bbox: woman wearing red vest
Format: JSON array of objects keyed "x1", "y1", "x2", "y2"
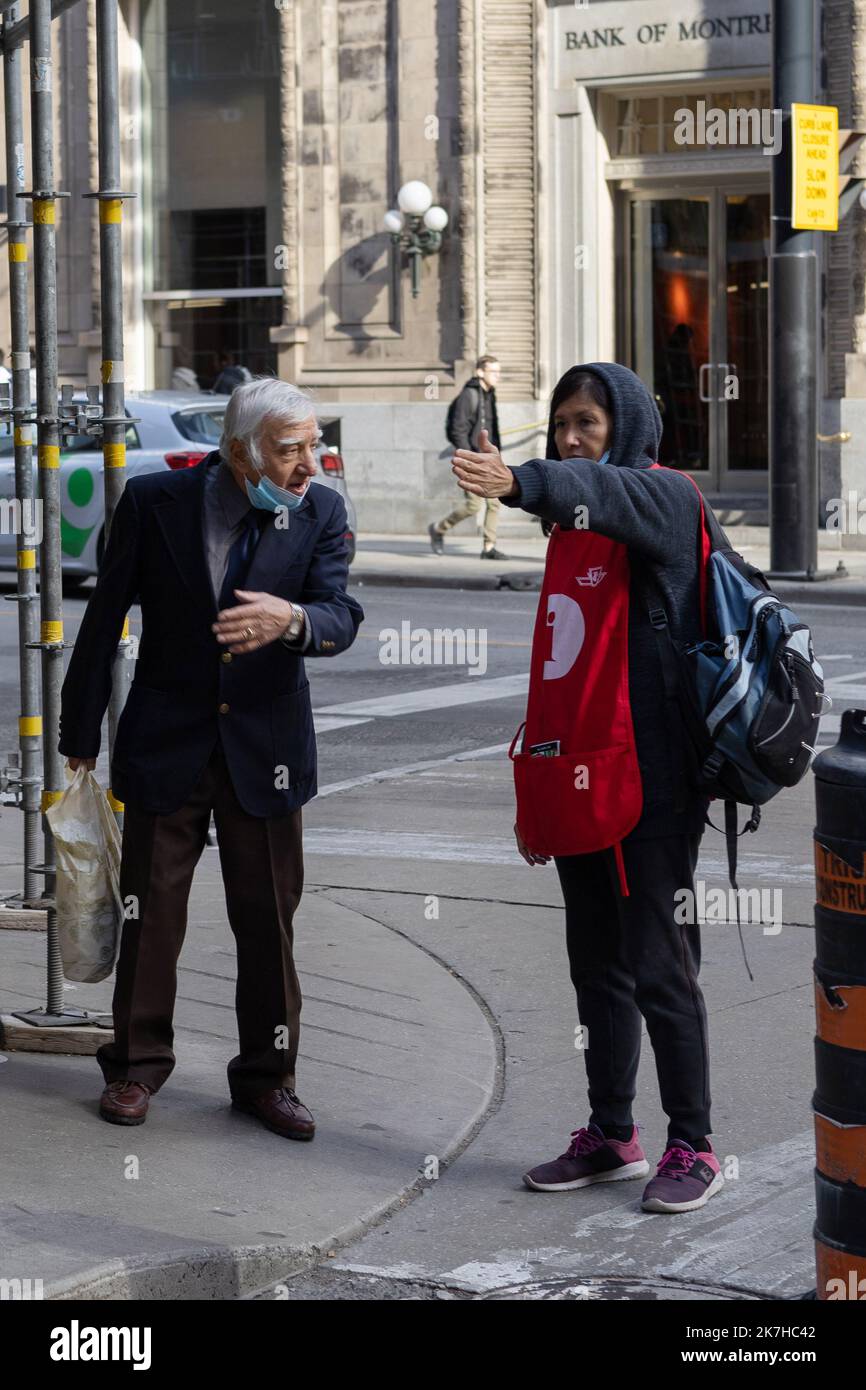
[{"x1": 452, "y1": 362, "x2": 723, "y2": 1215}]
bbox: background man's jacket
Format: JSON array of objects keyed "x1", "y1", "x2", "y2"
[
  {"x1": 59, "y1": 452, "x2": 363, "y2": 817},
  {"x1": 448, "y1": 375, "x2": 502, "y2": 451}
]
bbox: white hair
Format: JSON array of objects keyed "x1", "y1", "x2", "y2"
[{"x1": 218, "y1": 376, "x2": 316, "y2": 466}]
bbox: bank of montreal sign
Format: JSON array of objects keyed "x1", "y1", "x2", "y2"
[{"x1": 555, "y1": 0, "x2": 771, "y2": 84}]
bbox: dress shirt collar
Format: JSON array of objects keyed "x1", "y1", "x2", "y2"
[{"x1": 215, "y1": 456, "x2": 252, "y2": 529}]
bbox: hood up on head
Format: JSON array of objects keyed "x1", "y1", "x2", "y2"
[{"x1": 544, "y1": 361, "x2": 663, "y2": 470}]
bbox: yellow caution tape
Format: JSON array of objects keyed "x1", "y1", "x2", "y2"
[
  {"x1": 41, "y1": 620, "x2": 63, "y2": 643},
  {"x1": 8, "y1": 242, "x2": 27, "y2": 262},
  {"x1": 14, "y1": 427, "x2": 31, "y2": 447},
  {"x1": 17, "y1": 549, "x2": 36, "y2": 569},
  {"x1": 99, "y1": 198, "x2": 123, "y2": 225},
  {"x1": 39, "y1": 444, "x2": 59, "y2": 469},
  {"x1": 33, "y1": 199, "x2": 55, "y2": 225},
  {"x1": 103, "y1": 441, "x2": 126, "y2": 468},
  {"x1": 106, "y1": 789, "x2": 124, "y2": 812},
  {"x1": 41, "y1": 788, "x2": 62, "y2": 811},
  {"x1": 19, "y1": 716, "x2": 42, "y2": 736}
]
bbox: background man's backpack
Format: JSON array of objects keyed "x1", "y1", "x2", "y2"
[
  {"x1": 639, "y1": 475, "x2": 826, "y2": 967},
  {"x1": 445, "y1": 393, "x2": 462, "y2": 447}
]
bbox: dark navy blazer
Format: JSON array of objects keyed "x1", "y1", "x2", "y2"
[{"x1": 58, "y1": 452, "x2": 364, "y2": 816}]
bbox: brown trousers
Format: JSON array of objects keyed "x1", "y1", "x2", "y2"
[{"x1": 96, "y1": 739, "x2": 304, "y2": 1101}]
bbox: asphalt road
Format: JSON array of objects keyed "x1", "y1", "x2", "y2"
[{"x1": 1, "y1": 580, "x2": 860, "y2": 784}]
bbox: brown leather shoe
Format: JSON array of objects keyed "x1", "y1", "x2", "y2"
[
  {"x1": 99, "y1": 1080, "x2": 153, "y2": 1126},
  {"x1": 231, "y1": 1087, "x2": 315, "y2": 1141}
]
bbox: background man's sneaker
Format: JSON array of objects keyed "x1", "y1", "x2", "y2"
[
  {"x1": 641, "y1": 1140, "x2": 724, "y2": 1213},
  {"x1": 99, "y1": 1080, "x2": 153, "y2": 1126},
  {"x1": 480, "y1": 547, "x2": 508, "y2": 560},
  {"x1": 428, "y1": 523, "x2": 444, "y2": 555},
  {"x1": 523, "y1": 1122, "x2": 649, "y2": 1192}
]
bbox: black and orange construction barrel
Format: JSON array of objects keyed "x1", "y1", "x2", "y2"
[{"x1": 813, "y1": 708, "x2": 866, "y2": 1300}]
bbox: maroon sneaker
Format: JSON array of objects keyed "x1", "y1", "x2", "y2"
[
  {"x1": 523, "y1": 1122, "x2": 649, "y2": 1192},
  {"x1": 641, "y1": 1139, "x2": 724, "y2": 1213}
]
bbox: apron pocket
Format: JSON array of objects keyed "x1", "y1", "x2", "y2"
[{"x1": 513, "y1": 745, "x2": 642, "y2": 857}]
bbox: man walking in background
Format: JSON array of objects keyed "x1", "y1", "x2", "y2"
[{"x1": 429, "y1": 354, "x2": 508, "y2": 560}]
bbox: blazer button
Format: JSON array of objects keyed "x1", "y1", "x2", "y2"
[
  {"x1": 219, "y1": 702, "x2": 230, "y2": 714},
  {"x1": 221, "y1": 652, "x2": 232, "y2": 664}
]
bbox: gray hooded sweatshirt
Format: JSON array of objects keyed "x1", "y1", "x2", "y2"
[{"x1": 503, "y1": 361, "x2": 710, "y2": 840}]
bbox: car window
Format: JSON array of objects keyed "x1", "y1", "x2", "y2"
[
  {"x1": 59, "y1": 421, "x2": 140, "y2": 456},
  {"x1": 173, "y1": 408, "x2": 225, "y2": 445}
]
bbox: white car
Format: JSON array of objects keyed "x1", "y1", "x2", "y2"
[{"x1": 0, "y1": 390, "x2": 357, "y2": 584}]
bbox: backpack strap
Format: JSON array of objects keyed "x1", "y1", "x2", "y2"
[
  {"x1": 648, "y1": 462, "x2": 718, "y2": 636},
  {"x1": 633, "y1": 560, "x2": 703, "y2": 814},
  {"x1": 703, "y1": 800, "x2": 761, "y2": 983}
]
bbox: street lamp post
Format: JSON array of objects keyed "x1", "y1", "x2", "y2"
[{"x1": 384, "y1": 180, "x2": 449, "y2": 299}]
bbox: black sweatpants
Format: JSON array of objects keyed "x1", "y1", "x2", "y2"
[{"x1": 554, "y1": 831, "x2": 711, "y2": 1146}]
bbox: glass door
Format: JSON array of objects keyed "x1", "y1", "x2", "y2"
[
  {"x1": 720, "y1": 192, "x2": 770, "y2": 489},
  {"x1": 625, "y1": 187, "x2": 769, "y2": 493}
]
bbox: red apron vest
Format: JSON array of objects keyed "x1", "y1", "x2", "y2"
[{"x1": 510, "y1": 523, "x2": 642, "y2": 894}]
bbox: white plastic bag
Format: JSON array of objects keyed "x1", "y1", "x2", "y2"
[{"x1": 45, "y1": 765, "x2": 123, "y2": 983}]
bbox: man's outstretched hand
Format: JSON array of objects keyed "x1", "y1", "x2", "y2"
[
  {"x1": 452, "y1": 428, "x2": 519, "y2": 498},
  {"x1": 212, "y1": 591, "x2": 300, "y2": 654}
]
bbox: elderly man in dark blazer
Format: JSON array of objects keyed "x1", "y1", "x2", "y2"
[{"x1": 59, "y1": 377, "x2": 363, "y2": 1140}]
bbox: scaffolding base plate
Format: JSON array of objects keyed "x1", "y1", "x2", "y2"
[
  {"x1": 0, "y1": 903, "x2": 47, "y2": 931},
  {"x1": 1, "y1": 1012, "x2": 114, "y2": 1056}
]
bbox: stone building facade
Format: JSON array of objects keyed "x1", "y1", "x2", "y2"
[{"x1": 1, "y1": 0, "x2": 866, "y2": 534}]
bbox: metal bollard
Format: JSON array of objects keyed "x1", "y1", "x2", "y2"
[{"x1": 813, "y1": 708, "x2": 866, "y2": 1300}]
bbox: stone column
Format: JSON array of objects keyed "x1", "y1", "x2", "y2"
[
  {"x1": 270, "y1": 0, "x2": 308, "y2": 381},
  {"x1": 454, "y1": 0, "x2": 480, "y2": 379}
]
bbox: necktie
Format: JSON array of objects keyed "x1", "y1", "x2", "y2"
[{"x1": 218, "y1": 509, "x2": 268, "y2": 610}]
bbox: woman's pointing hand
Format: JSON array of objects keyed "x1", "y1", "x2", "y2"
[{"x1": 452, "y1": 429, "x2": 519, "y2": 498}]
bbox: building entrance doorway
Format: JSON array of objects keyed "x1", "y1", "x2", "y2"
[{"x1": 624, "y1": 186, "x2": 770, "y2": 494}]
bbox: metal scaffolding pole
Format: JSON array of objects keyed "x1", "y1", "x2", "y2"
[
  {"x1": 90, "y1": 0, "x2": 134, "y2": 802},
  {"x1": 10, "y1": 0, "x2": 83, "y2": 1026},
  {"x1": 768, "y1": 0, "x2": 820, "y2": 579},
  {"x1": 1, "y1": 2, "x2": 41, "y2": 909},
  {"x1": 2, "y1": 1, "x2": 82, "y2": 54}
]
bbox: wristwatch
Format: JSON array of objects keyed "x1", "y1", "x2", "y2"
[{"x1": 279, "y1": 603, "x2": 305, "y2": 646}]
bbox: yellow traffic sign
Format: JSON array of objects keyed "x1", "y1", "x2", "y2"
[{"x1": 791, "y1": 102, "x2": 839, "y2": 231}]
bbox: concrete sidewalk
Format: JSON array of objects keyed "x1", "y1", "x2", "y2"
[
  {"x1": 0, "y1": 791, "x2": 497, "y2": 1300},
  {"x1": 351, "y1": 523, "x2": 866, "y2": 604}
]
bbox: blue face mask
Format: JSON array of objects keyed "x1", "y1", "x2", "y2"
[
  {"x1": 244, "y1": 458, "x2": 310, "y2": 513},
  {"x1": 598, "y1": 449, "x2": 611, "y2": 466}
]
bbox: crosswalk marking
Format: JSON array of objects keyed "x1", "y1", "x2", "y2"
[{"x1": 316, "y1": 672, "x2": 529, "y2": 720}]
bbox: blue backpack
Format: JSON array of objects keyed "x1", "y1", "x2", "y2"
[{"x1": 638, "y1": 487, "x2": 825, "y2": 967}]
